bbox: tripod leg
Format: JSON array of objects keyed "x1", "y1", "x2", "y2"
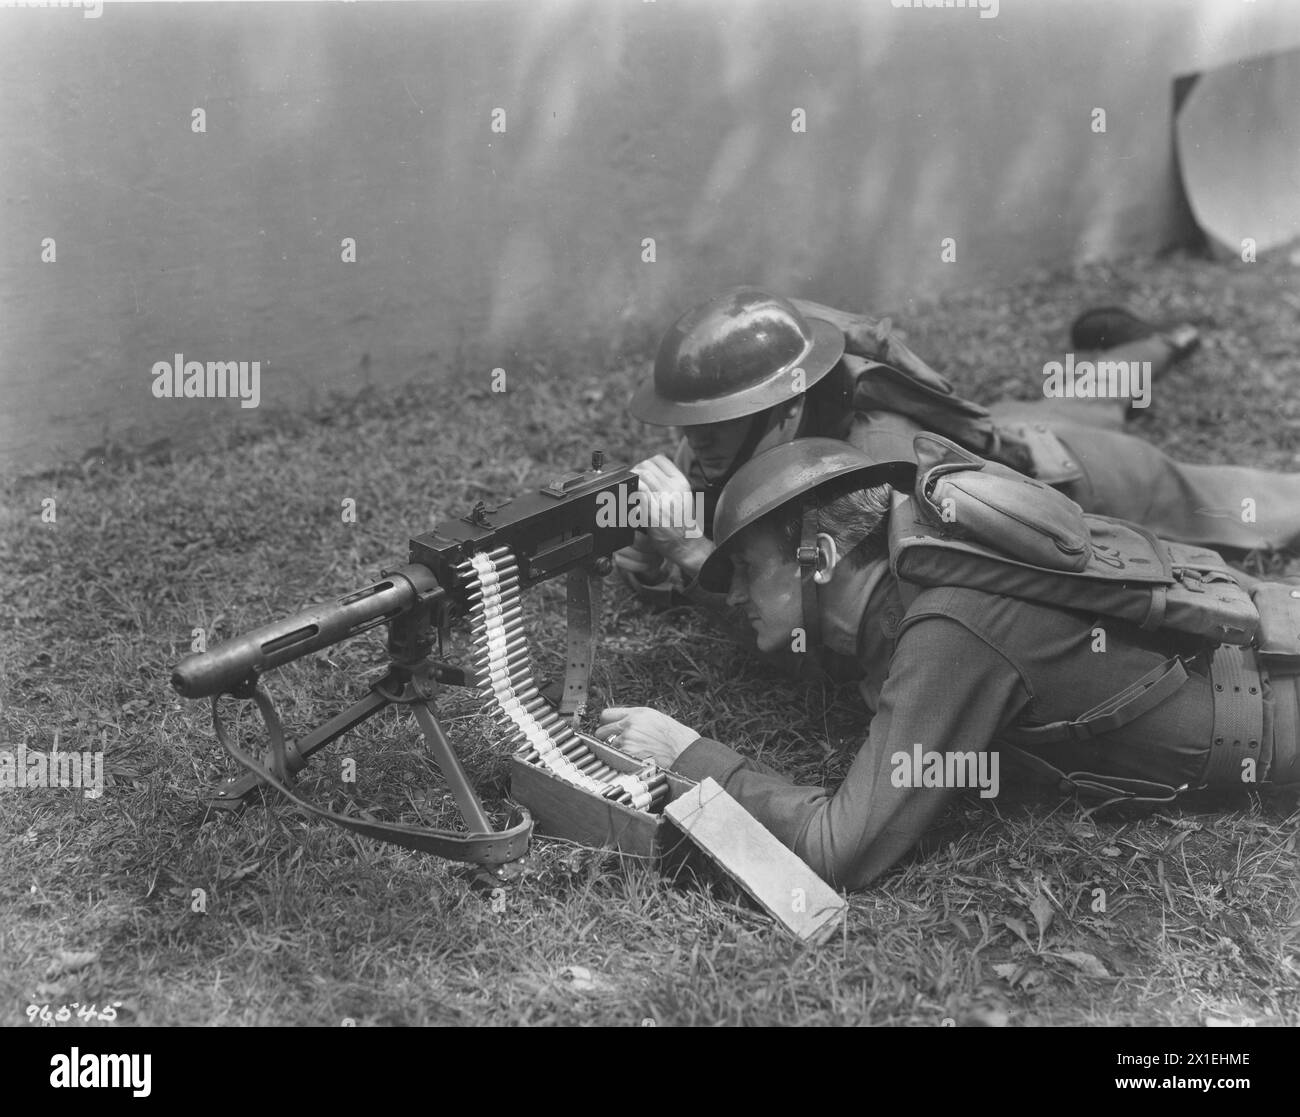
[
  {"x1": 411, "y1": 702, "x2": 494, "y2": 834},
  {"x1": 207, "y1": 689, "x2": 392, "y2": 811}
]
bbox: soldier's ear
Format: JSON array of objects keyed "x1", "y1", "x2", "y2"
[{"x1": 813, "y1": 533, "x2": 840, "y2": 584}]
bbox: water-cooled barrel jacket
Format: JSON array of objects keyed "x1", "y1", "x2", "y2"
[{"x1": 667, "y1": 573, "x2": 1299, "y2": 891}]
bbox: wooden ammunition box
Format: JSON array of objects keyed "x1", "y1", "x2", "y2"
[
  {"x1": 508, "y1": 732, "x2": 696, "y2": 859},
  {"x1": 511, "y1": 740, "x2": 849, "y2": 941}
]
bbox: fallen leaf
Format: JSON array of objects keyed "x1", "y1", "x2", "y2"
[
  {"x1": 46, "y1": 949, "x2": 99, "y2": 978},
  {"x1": 1002, "y1": 916, "x2": 1032, "y2": 949},
  {"x1": 223, "y1": 861, "x2": 261, "y2": 884},
  {"x1": 962, "y1": 1008, "x2": 1010, "y2": 1027},
  {"x1": 559, "y1": 965, "x2": 609, "y2": 992},
  {"x1": 991, "y1": 962, "x2": 1046, "y2": 991},
  {"x1": 1051, "y1": 950, "x2": 1111, "y2": 979},
  {"x1": 1030, "y1": 889, "x2": 1054, "y2": 948},
  {"x1": 1020, "y1": 969, "x2": 1048, "y2": 992},
  {"x1": 1202, "y1": 1014, "x2": 1256, "y2": 1028},
  {"x1": 1157, "y1": 814, "x2": 1202, "y2": 830}
]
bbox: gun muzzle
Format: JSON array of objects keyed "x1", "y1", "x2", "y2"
[{"x1": 171, "y1": 564, "x2": 441, "y2": 699}]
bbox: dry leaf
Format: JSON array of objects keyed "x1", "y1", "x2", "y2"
[
  {"x1": 560, "y1": 965, "x2": 599, "y2": 992},
  {"x1": 963, "y1": 1007, "x2": 1010, "y2": 1027},
  {"x1": 1051, "y1": 950, "x2": 1111, "y2": 979},
  {"x1": 46, "y1": 949, "x2": 99, "y2": 978},
  {"x1": 1002, "y1": 916, "x2": 1032, "y2": 948},
  {"x1": 992, "y1": 962, "x2": 1046, "y2": 991},
  {"x1": 1030, "y1": 890, "x2": 1054, "y2": 948},
  {"x1": 223, "y1": 861, "x2": 261, "y2": 883}
]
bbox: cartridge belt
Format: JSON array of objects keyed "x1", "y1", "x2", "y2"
[
  {"x1": 463, "y1": 549, "x2": 668, "y2": 812},
  {"x1": 1201, "y1": 645, "x2": 1264, "y2": 788}
]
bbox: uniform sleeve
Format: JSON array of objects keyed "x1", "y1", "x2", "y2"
[{"x1": 669, "y1": 616, "x2": 1032, "y2": 890}]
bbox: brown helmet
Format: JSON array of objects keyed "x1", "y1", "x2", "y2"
[{"x1": 630, "y1": 287, "x2": 846, "y2": 427}]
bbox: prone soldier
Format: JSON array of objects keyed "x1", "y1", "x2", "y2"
[
  {"x1": 618, "y1": 288, "x2": 1300, "y2": 609},
  {"x1": 594, "y1": 438, "x2": 1300, "y2": 890}
]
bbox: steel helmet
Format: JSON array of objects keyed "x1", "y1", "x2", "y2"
[
  {"x1": 630, "y1": 287, "x2": 847, "y2": 427},
  {"x1": 698, "y1": 439, "x2": 914, "y2": 594}
]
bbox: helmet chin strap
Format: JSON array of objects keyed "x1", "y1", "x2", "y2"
[
  {"x1": 796, "y1": 500, "x2": 822, "y2": 656},
  {"x1": 754, "y1": 394, "x2": 807, "y2": 457},
  {"x1": 699, "y1": 396, "x2": 808, "y2": 491}
]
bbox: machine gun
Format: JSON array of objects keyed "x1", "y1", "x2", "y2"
[{"x1": 171, "y1": 451, "x2": 639, "y2": 876}]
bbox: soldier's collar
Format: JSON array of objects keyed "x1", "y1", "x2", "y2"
[{"x1": 854, "y1": 562, "x2": 898, "y2": 661}]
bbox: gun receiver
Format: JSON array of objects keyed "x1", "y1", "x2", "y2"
[
  {"x1": 171, "y1": 453, "x2": 637, "y2": 873},
  {"x1": 408, "y1": 458, "x2": 636, "y2": 613}
]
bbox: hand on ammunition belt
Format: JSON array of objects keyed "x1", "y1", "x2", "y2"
[
  {"x1": 594, "y1": 706, "x2": 700, "y2": 770},
  {"x1": 463, "y1": 548, "x2": 669, "y2": 812}
]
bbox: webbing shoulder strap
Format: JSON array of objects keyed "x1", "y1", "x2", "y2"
[{"x1": 1001, "y1": 657, "x2": 1189, "y2": 747}]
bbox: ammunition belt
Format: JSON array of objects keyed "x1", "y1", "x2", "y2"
[{"x1": 461, "y1": 549, "x2": 668, "y2": 811}]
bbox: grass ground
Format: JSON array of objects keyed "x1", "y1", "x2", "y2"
[{"x1": 2, "y1": 250, "x2": 1298, "y2": 1027}]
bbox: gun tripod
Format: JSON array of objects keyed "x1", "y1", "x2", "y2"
[{"x1": 204, "y1": 588, "x2": 533, "y2": 873}]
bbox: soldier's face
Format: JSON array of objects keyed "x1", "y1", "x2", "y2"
[
  {"x1": 725, "y1": 525, "x2": 803, "y2": 654},
  {"x1": 683, "y1": 416, "x2": 753, "y2": 481}
]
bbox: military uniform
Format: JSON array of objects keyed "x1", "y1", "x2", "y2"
[
  {"x1": 668, "y1": 566, "x2": 1300, "y2": 891},
  {"x1": 650, "y1": 437, "x2": 1300, "y2": 892},
  {"x1": 792, "y1": 295, "x2": 1300, "y2": 554},
  {"x1": 628, "y1": 297, "x2": 1300, "y2": 609}
]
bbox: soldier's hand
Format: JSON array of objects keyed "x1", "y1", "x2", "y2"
[
  {"x1": 630, "y1": 455, "x2": 713, "y2": 576},
  {"x1": 595, "y1": 706, "x2": 700, "y2": 768},
  {"x1": 613, "y1": 531, "x2": 669, "y2": 584}
]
